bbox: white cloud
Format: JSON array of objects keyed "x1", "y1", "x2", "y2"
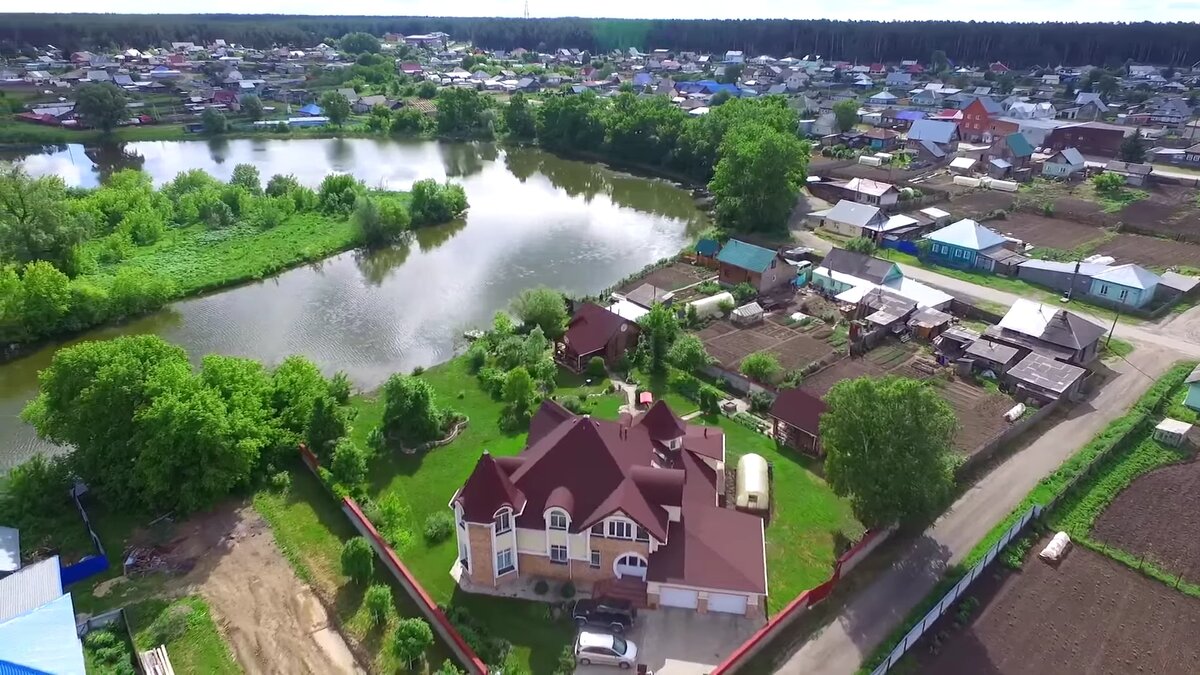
[{"x1": 22, "y1": 0, "x2": 1200, "y2": 21}]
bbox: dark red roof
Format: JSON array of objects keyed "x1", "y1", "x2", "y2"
[
  {"x1": 562, "y1": 303, "x2": 634, "y2": 357},
  {"x1": 529, "y1": 399, "x2": 572, "y2": 445},
  {"x1": 636, "y1": 400, "x2": 685, "y2": 442},
  {"x1": 770, "y1": 387, "x2": 827, "y2": 437},
  {"x1": 455, "y1": 452, "x2": 526, "y2": 522},
  {"x1": 648, "y1": 507, "x2": 767, "y2": 594},
  {"x1": 681, "y1": 424, "x2": 724, "y2": 462}
]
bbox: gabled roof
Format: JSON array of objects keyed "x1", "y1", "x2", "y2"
[
  {"x1": 925, "y1": 219, "x2": 1007, "y2": 251},
  {"x1": 563, "y1": 303, "x2": 635, "y2": 356},
  {"x1": 454, "y1": 452, "x2": 527, "y2": 522},
  {"x1": 769, "y1": 387, "x2": 826, "y2": 436},
  {"x1": 648, "y1": 506, "x2": 767, "y2": 594},
  {"x1": 821, "y1": 247, "x2": 899, "y2": 284},
  {"x1": 1052, "y1": 147, "x2": 1085, "y2": 165},
  {"x1": 716, "y1": 239, "x2": 779, "y2": 273},
  {"x1": 636, "y1": 400, "x2": 686, "y2": 442},
  {"x1": 845, "y1": 178, "x2": 897, "y2": 197},
  {"x1": 997, "y1": 299, "x2": 1106, "y2": 351},
  {"x1": 1005, "y1": 132, "x2": 1034, "y2": 158},
  {"x1": 824, "y1": 200, "x2": 883, "y2": 228},
  {"x1": 1092, "y1": 264, "x2": 1159, "y2": 290},
  {"x1": 908, "y1": 119, "x2": 958, "y2": 144}
]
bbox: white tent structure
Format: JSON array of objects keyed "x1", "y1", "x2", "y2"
[{"x1": 735, "y1": 453, "x2": 769, "y2": 512}]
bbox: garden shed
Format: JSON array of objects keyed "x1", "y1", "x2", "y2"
[
  {"x1": 731, "y1": 302, "x2": 764, "y2": 326},
  {"x1": 735, "y1": 453, "x2": 769, "y2": 512}
]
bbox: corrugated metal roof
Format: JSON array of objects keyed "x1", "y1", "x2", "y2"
[
  {"x1": 0, "y1": 557, "x2": 62, "y2": 623},
  {"x1": 0, "y1": 593, "x2": 85, "y2": 675},
  {"x1": 925, "y1": 219, "x2": 1007, "y2": 251},
  {"x1": 716, "y1": 239, "x2": 778, "y2": 273}
]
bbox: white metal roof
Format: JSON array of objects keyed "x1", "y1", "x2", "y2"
[
  {"x1": 1092, "y1": 264, "x2": 1160, "y2": 290},
  {"x1": 1157, "y1": 418, "x2": 1193, "y2": 435},
  {"x1": 0, "y1": 556, "x2": 62, "y2": 623},
  {"x1": 925, "y1": 218, "x2": 1007, "y2": 251}
]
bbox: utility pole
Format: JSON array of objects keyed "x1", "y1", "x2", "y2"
[
  {"x1": 524, "y1": 0, "x2": 530, "y2": 19},
  {"x1": 1107, "y1": 303, "x2": 1121, "y2": 347}
]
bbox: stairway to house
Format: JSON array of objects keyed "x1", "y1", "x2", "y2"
[{"x1": 592, "y1": 577, "x2": 649, "y2": 609}]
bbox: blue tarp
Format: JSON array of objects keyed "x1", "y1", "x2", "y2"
[
  {"x1": 882, "y1": 238, "x2": 920, "y2": 256},
  {"x1": 0, "y1": 594, "x2": 85, "y2": 675},
  {"x1": 59, "y1": 554, "x2": 108, "y2": 587},
  {"x1": 298, "y1": 103, "x2": 323, "y2": 116}
]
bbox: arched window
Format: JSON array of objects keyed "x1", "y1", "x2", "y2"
[
  {"x1": 547, "y1": 508, "x2": 569, "y2": 531},
  {"x1": 494, "y1": 507, "x2": 512, "y2": 534}
]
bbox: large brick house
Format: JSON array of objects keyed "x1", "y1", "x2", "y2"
[{"x1": 450, "y1": 401, "x2": 768, "y2": 616}]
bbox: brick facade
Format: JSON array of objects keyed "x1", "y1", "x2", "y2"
[
  {"x1": 466, "y1": 523, "x2": 496, "y2": 586},
  {"x1": 471, "y1": 527, "x2": 652, "y2": 586}
]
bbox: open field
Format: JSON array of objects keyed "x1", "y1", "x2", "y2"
[
  {"x1": 1099, "y1": 232, "x2": 1200, "y2": 269},
  {"x1": 920, "y1": 541, "x2": 1200, "y2": 675},
  {"x1": 796, "y1": 347, "x2": 917, "y2": 398},
  {"x1": 1091, "y1": 457, "x2": 1200, "y2": 585},
  {"x1": 988, "y1": 213, "x2": 1104, "y2": 251},
  {"x1": 699, "y1": 318, "x2": 835, "y2": 371}
]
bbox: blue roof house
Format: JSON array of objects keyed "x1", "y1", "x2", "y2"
[
  {"x1": 923, "y1": 219, "x2": 1009, "y2": 271},
  {"x1": 1088, "y1": 264, "x2": 1159, "y2": 309},
  {"x1": 716, "y1": 239, "x2": 791, "y2": 292},
  {"x1": 0, "y1": 557, "x2": 86, "y2": 675}
]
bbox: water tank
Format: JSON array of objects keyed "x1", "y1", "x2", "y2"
[{"x1": 735, "y1": 453, "x2": 770, "y2": 512}]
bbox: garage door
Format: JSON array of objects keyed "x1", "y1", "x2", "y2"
[
  {"x1": 708, "y1": 592, "x2": 748, "y2": 615},
  {"x1": 659, "y1": 587, "x2": 698, "y2": 609}
]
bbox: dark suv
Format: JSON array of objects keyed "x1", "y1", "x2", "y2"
[{"x1": 571, "y1": 598, "x2": 637, "y2": 634}]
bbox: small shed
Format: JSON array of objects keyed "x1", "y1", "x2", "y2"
[
  {"x1": 907, "y1": 306, "x2": 953, "y2": 340},
  {"x1": 1154, "y1": 418, "x2": 1192, "y2": 447},
  {"x1": 731, "y1": 302, "x2": 764, "y2": 326},
  {"x1": 965, "y1": 339, "x2": 1020, "y2": 373},
  {"x1": 735, "y1": 453, "x2": 769, "y2": 512}
]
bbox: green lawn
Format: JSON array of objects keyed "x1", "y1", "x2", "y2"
[{"x1": 127, "y1": 597, "x2": 241, "y2": 675}]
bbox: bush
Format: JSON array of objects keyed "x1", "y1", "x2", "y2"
[
  {"x1": 443, "y1": 605, "x2": 513, "y2": 666},
  {"x1": 410, "y1": 178, "x2": 468, "y2": 226},
  {"x1": 329, "y1": 371, "x2": 352, "y2": 404},
  {"x1": 436, "y1": 659, "x2": 466, "y2": 675},
  {"x1": 317, "y1": 173, "x2": 365, "y2": 216},
  {"x1": 392, "y1": 617, "x2": 434, "y2": 667},
  {"x1": 731, "y1": 282, "x2": 757, "y2": 304},
  {"x1": 740, "y1": 351, "x2": 782, "y2": 384},
  {"x1": 331, "y1": 438, "x2": 369, "y2": 490},
  {"x1": 341, "y1": 536, "x2": 375, "y2": 585},
  {"x1": 558, "y1": 395, "x2": 587, "y2": 414},
  {"x1": 560, "y1": 580, "x2": 576, "y2": 599},
  {"x1": 533, "y1": 579, "x2": 549, "y2": 595},
  {"x1": 717, "y1": 298, "x2": 735, "y2": 315},
  {"x1": 555, "y1": 645, "x2": 577, "y2": 675},
  {"x1": 465, "y1": 343, "x2": 488, "y2": 374},
  {"x1": 586, "y1": 356, "x2": 607, "y2": 378},
  {"x1": 146, "y1": 603, "x2": 193, "y2": 646},
  {"x1": 269, "y1": 470, "x2": 292, "y2": 493},
  {"x1": 749, "y1": 390, "x2": 773, "y2": 414},
  {"x1": 265, "y1": 173, "x2": 301, "y2": 197},
  {"x1": 424, "y1": 511, "x2": 454, "y2": 543},
  {"x1": 364, "y1": 584, "x2": 393, "y2": 627},
  {"x1": 478, "y1": 366, "x2": 507, "y2": 398}
]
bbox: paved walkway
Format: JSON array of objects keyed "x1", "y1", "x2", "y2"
[{"x1": 779, "y1": 229, "x2": 1200, "y2": 673}]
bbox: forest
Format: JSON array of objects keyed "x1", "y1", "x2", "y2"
[{"x1": 1, "y1": 14, "x2": 1198, "y2": 67}]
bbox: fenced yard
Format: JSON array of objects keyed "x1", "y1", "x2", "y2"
[{"x1": 699, "y1": 318, "x2": 836, "y2": 373}]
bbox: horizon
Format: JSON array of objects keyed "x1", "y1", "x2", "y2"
[{"x1": 8, "y1": 1, "x2": 1200, "y2": 23}]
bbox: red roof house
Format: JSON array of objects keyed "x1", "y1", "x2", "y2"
[
  {"x1": 989, "y1": 61, "x2": 1011, "y2": 74},
  {"x1": 769, "y1": 388, "x2": 827, "y2": 455},
  {"x1": 556, "y1": 303, "x2": 640, "y2": 372},
  {"x1": 450, "y1": 400, "x2": 768, "y2": 615}
]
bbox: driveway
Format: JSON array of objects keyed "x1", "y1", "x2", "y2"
[{"x1": 576, "y1": 608, "x2": 764, "y2": 675}]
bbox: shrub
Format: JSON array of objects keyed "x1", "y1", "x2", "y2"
[
  {"x1": 731, "y1": 282, "x2": 757, "y2": 304},
  {"x1": 331, "y1": 438, "x2": 369, "y2": 490},
  {"x1": 749, "y1": 390, "x2": 773, "y2": 414},
  {"x1": 269, "y1": 470, "x2": 292, "y2": 494},
  {"x1": 392, "y1": 617, "x2": 434, "y2": 667},
  {"x1": 146, "y1": 603, "x2": 193, "y2": 645},
  {"x1": 560, "y1": 580, "x2": 576, "y2": 599},
  {"x1": 586, "y1": 356, "x2": 607, "y2": 378},
  {"x1": 558, "y1": 395, "x2": 587, "y2": 414},
  {"x1": 436, "y1": 659, "x2": 466, "y2": 675},
  {"x1": 478, "y1": 366, "x2": 507, "y2": 398},
  {"x1": 265, "y1": 173, "x2": 301, "y2": 197},
  {"x1": 410, "y1": 178, "x2": 469, "y2": 226},
  {"x1": 364, "y1": 584, "x2": 393, "y2": 627},
  {"x1": 717, "y1": 298, "x2": 735, "y2": 315},
  {"x1": 740, "y1": 351, "x2": 782, "y2": 384},
  {"x1": 317, "y1": 173, "x2": 365, "y2": 215},
  {"x1": 329, "y1": 371, "x2": 352, "y2": 404},
  {"x1": 341, "y1": 536, "x2": 375, "y2": 585},
  {"x1": 424, "y1": 511, "x2": 454, "y2": 543},
  {"x1": 465, "y1": 343, "x2": 488, "y2": 373},
  {"x1": 443, "y1": 605, "x2": 513, "y2": 666},
  {"x1": 533, "y1": 579, "x2": 549, "y2": 595}
]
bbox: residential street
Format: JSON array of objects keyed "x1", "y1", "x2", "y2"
[{"x1": 779, "y1": 229, "x2": 1200, "y2": 674}]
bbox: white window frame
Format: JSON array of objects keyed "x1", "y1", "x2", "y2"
[
  {"x1": 494, "y1": 508, "x2": 512, "y2": 535},
  {"x1": 607, "y1": 519, "x2": 634, "y2": 540},
  {"x1": 496, "y1": 547, "x2": 515, "y2": 576},
  {"x1": 590, "y1": 550, "x2": 601, "y2": 568},
  {"x1": 548, "y1": 509, "x2": 569, "y2": 531},
  {"x1": 550, "y1": 544, "x2": 569, "y2": 564}
]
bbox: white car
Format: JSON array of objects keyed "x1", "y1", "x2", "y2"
[{"x1": 574, "y1": 630, "x2": 639, "y2": 669}]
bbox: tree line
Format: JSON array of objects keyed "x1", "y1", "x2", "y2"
[{"x1": 2, "y1": 14, "x2": 1197, "y2": 67}]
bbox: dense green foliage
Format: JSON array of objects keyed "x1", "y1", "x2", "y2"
[
  {"x1": 667, "y1": 334, "x2": 712, "y2": 373},
  {"x1": 638, "y1": 302, "x2": 681, "y2": 374},
  {"x1": 833, "y1": 99, "x2": 859, "y2": 133},
  {"x1": 364, "y1": 584, "x2": 393, "y2": 627},
  {"x1": 19, "y1": 337, "x2": 339, "y2": 513},
  {"x1": 74, "y1": 82, "x2": 129, "y2": 133},
  {"x1": 510, "y1": 287, "x2": 568, "y2": 338},
  {"x1": 380, "y1": 374, "x2": 452, "y2": 447},
  {"x1": 739, "y1": 351, "x2": 782, "y2": 383},
  {"x1": 341, "y1": 536, "x2": 375, "y2": 585},
  {"x1": 393, "y1": 617, "x2": 435, "y2": 667},
  {"x1": 83, "y1": 628, "x2": 135, "y2": 675},
  {"x1": 5, "y1": 15, "x2": 1196, "y2": 67},
  {"x1": 502, "y1": 92, "x2": 537, "y2": 139},
  {"x1": 339, "y1": 31, "x2": 381, "y2": 54},
  {"x1": 436, "y1": 88, "x2": 493, "y2": 137},
  {"x1": 320, "y1": 90, "x2": 352, "y2": 127},
  {"x1": 409, "y1": 178, "x2": 469, "y2": 226},
  {"x1": 709, "y1": 122, "x2": 809, "y2": 232},
  {"x1": 822, "y1": 376, "x2": 957, "y2": 528}
]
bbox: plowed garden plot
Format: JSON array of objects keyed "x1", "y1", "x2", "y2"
[
  {"x1": 1097, "y1": 233, "x2": 1200, "y2": 269},
  {"x1": 764, "y1": 335, "x2": 835, "y2": 371},
  {"x1": 616, "y1": 262, "x2": 713, "y2": 293},
  {"x1": 989, "y1": 214, "x2": 1104, "y2": 251},
  {"x1": 939, "y1": 190, "x2": 1016, "y2": 217},
  {"x1": 935, "y1": 380, "x2": 1016, "y2": 457},
  {"x1": 797, "y1": 344, "x2": 918, "y2": 398},
  {"x1": 920, "y1": 541, "x2": 1200, "y2": 675},
  {"x1": 699, "y1": 320, "x2": 835, "y2": 371},
  {"x1": 705, "y1": 329, "x2": 780, "y2": 369},
  {"x1": 1091, "y1": 459, "x2": 1200, "y2": 585}
]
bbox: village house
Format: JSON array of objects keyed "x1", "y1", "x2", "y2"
[
  {"x1": 906, "y1": 119, "x2": 959, "y2": 159},
  {"x1": 923, "y1": 219, "x2": 1025, "y2": 274},
  {"x1": 1042, "y1": 147, "x2": 1086, "y2": 178},
  {"x1": 1016, "y1": 260, "x2": 1169, "y2": 310},
  {"x1": 983, "y1": 299, "x2": 1105, "y2": 366},
  {"x1": 715, "y1": 240, "x2": 793, "y2": 293},
  {"x1": 813, "y1": 248, "x2": 953, "y2": 311},
  {"x1": 1044, "y1": 122, "x2": 1128, "y2": 158},
  {"x1": 958, "y1": 97, "x2": 1004, "y2": 142},
  {"x1": 769, "y1": 388, "x2": 826, "y2": 455},
  {"x1": 813, "y1": 200, "x2": 888, "y2": 239},
  {"x1": 450, "y1": 400, "x2": 768, "y2": 615}
]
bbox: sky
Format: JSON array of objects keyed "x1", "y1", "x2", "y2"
[{"x1": 17, "y1": 0, "x2": 1200, "y2": 22}]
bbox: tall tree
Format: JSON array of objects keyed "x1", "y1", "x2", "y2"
[
  {"x1": 339, "y1": 31, "x2": 381, "y2": 54},
  {"x1": 832, "y1": 99, "x2": 859, "y2": 133},
  {"x1": 709, "y1": 122, "x2": 809, "y2": 232},
  {"x1": 510, "y1": 287, "x2": 568, "y2": 338},
  {"x1": 821, "y1": 376, "x2": 956, "y2": 527},
  {"x1": 503, "y1": 92, "x2": 537, "y2": 139},
  {"x1": 320, "y1": 91, "x2": 352, "y2": 127},
  {"x1": 1119, "y1": 129, "x2": 1147, "y2": 163},
  {"x1": 638, "y1": 302, "x2": 680, "y2": 375},
  {"x1": 74, "y1": 82, "x2": 128, "y2": 133},
  {"x1": 667, "y1": 334, "x2": 712, "y2": 373},
  {"x1": 435, "y1": 88, "x2": 489, "y2": 135},
  {"x1": 240, "y1": 94, "x2": 264, "y2": 121},
  {"x1": 0, "y1": 167, "x2": 85, "y2": 275},
  {"x1": 380, "y1": 374, "x2": 446, "y2": 446}
]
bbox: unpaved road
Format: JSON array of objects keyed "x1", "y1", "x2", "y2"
[{"x1": 169, "y1": 504, "x2": 364, "y2": 675}]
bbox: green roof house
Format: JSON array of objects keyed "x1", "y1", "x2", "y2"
[
  {"x1": 1185, "y1": 365, "x2": 1200, "y2": 412},
  {"x1": 716, "y1": 239, "x2": 791, "y2": 293}
]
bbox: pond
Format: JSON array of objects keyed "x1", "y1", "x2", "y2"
[{"x1": 0, "y1": 138, "x2": 708, "y2": 469}]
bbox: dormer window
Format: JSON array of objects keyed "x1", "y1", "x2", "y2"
[
  {"x1": 548, "y1": 509, "x2": 569, "y2": 531},
  {"x1": 607, "y1": 520, "x2": 634, "y2": 540},
  {"x1": 494, "y1": 508, "x2": 512, "y2": 535}
]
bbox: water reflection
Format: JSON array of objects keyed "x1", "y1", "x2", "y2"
[
  {"x1": 354, "y1": 242, "x2": 412, "y2": 286},
  {"x1": 414, "y1": 219, "x2": 467, "y2": 252}
]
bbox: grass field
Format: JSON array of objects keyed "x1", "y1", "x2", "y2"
[{"x1": 126, "y1": 597, "x2": 242, "y2": 675}]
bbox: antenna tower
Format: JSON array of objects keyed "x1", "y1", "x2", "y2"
[{"x1": 524, "y1": 0, "x2": 530, "y2": 19}]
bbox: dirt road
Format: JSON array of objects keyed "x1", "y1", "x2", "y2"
[{"x1": 170, "y1": 505, "x2": 364, "y2": 675}]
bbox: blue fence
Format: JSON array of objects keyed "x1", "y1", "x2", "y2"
[
  {"x1": 881, "y1": 238, "x2": 920, "y2": 256},
  {"x1": 59, "y1": 483, "x2": 110, "y2": 588}
]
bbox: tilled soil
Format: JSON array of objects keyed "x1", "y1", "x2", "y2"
[
  {"x1": 1092, "y1": 459, "x2": 1200, "y2": 585},
  {"x1": 921, "y1": 540, "x2": 1200, "y2": 675},
  {"x1": 169, "y1": 505, "x2": 364, "y2": 675}
]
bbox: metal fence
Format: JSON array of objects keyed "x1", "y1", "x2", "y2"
[
  {"x1": 60, "y1": 483, "x2": 110, "y2": 587},
  {"x1": 868, "y1": 504, "x2": 1042, "y2": 675}
]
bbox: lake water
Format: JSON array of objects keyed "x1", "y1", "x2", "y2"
[{"x1": 0, "y1": 138, "x2": 707, "y2": 469}]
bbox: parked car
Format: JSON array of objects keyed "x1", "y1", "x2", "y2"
[
  {"x1": 575, "y1": 630, "x2": 639, "y2": 669},
  {"x1": 571, "y1": 598, "x2": 636, "y2": 633}
]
